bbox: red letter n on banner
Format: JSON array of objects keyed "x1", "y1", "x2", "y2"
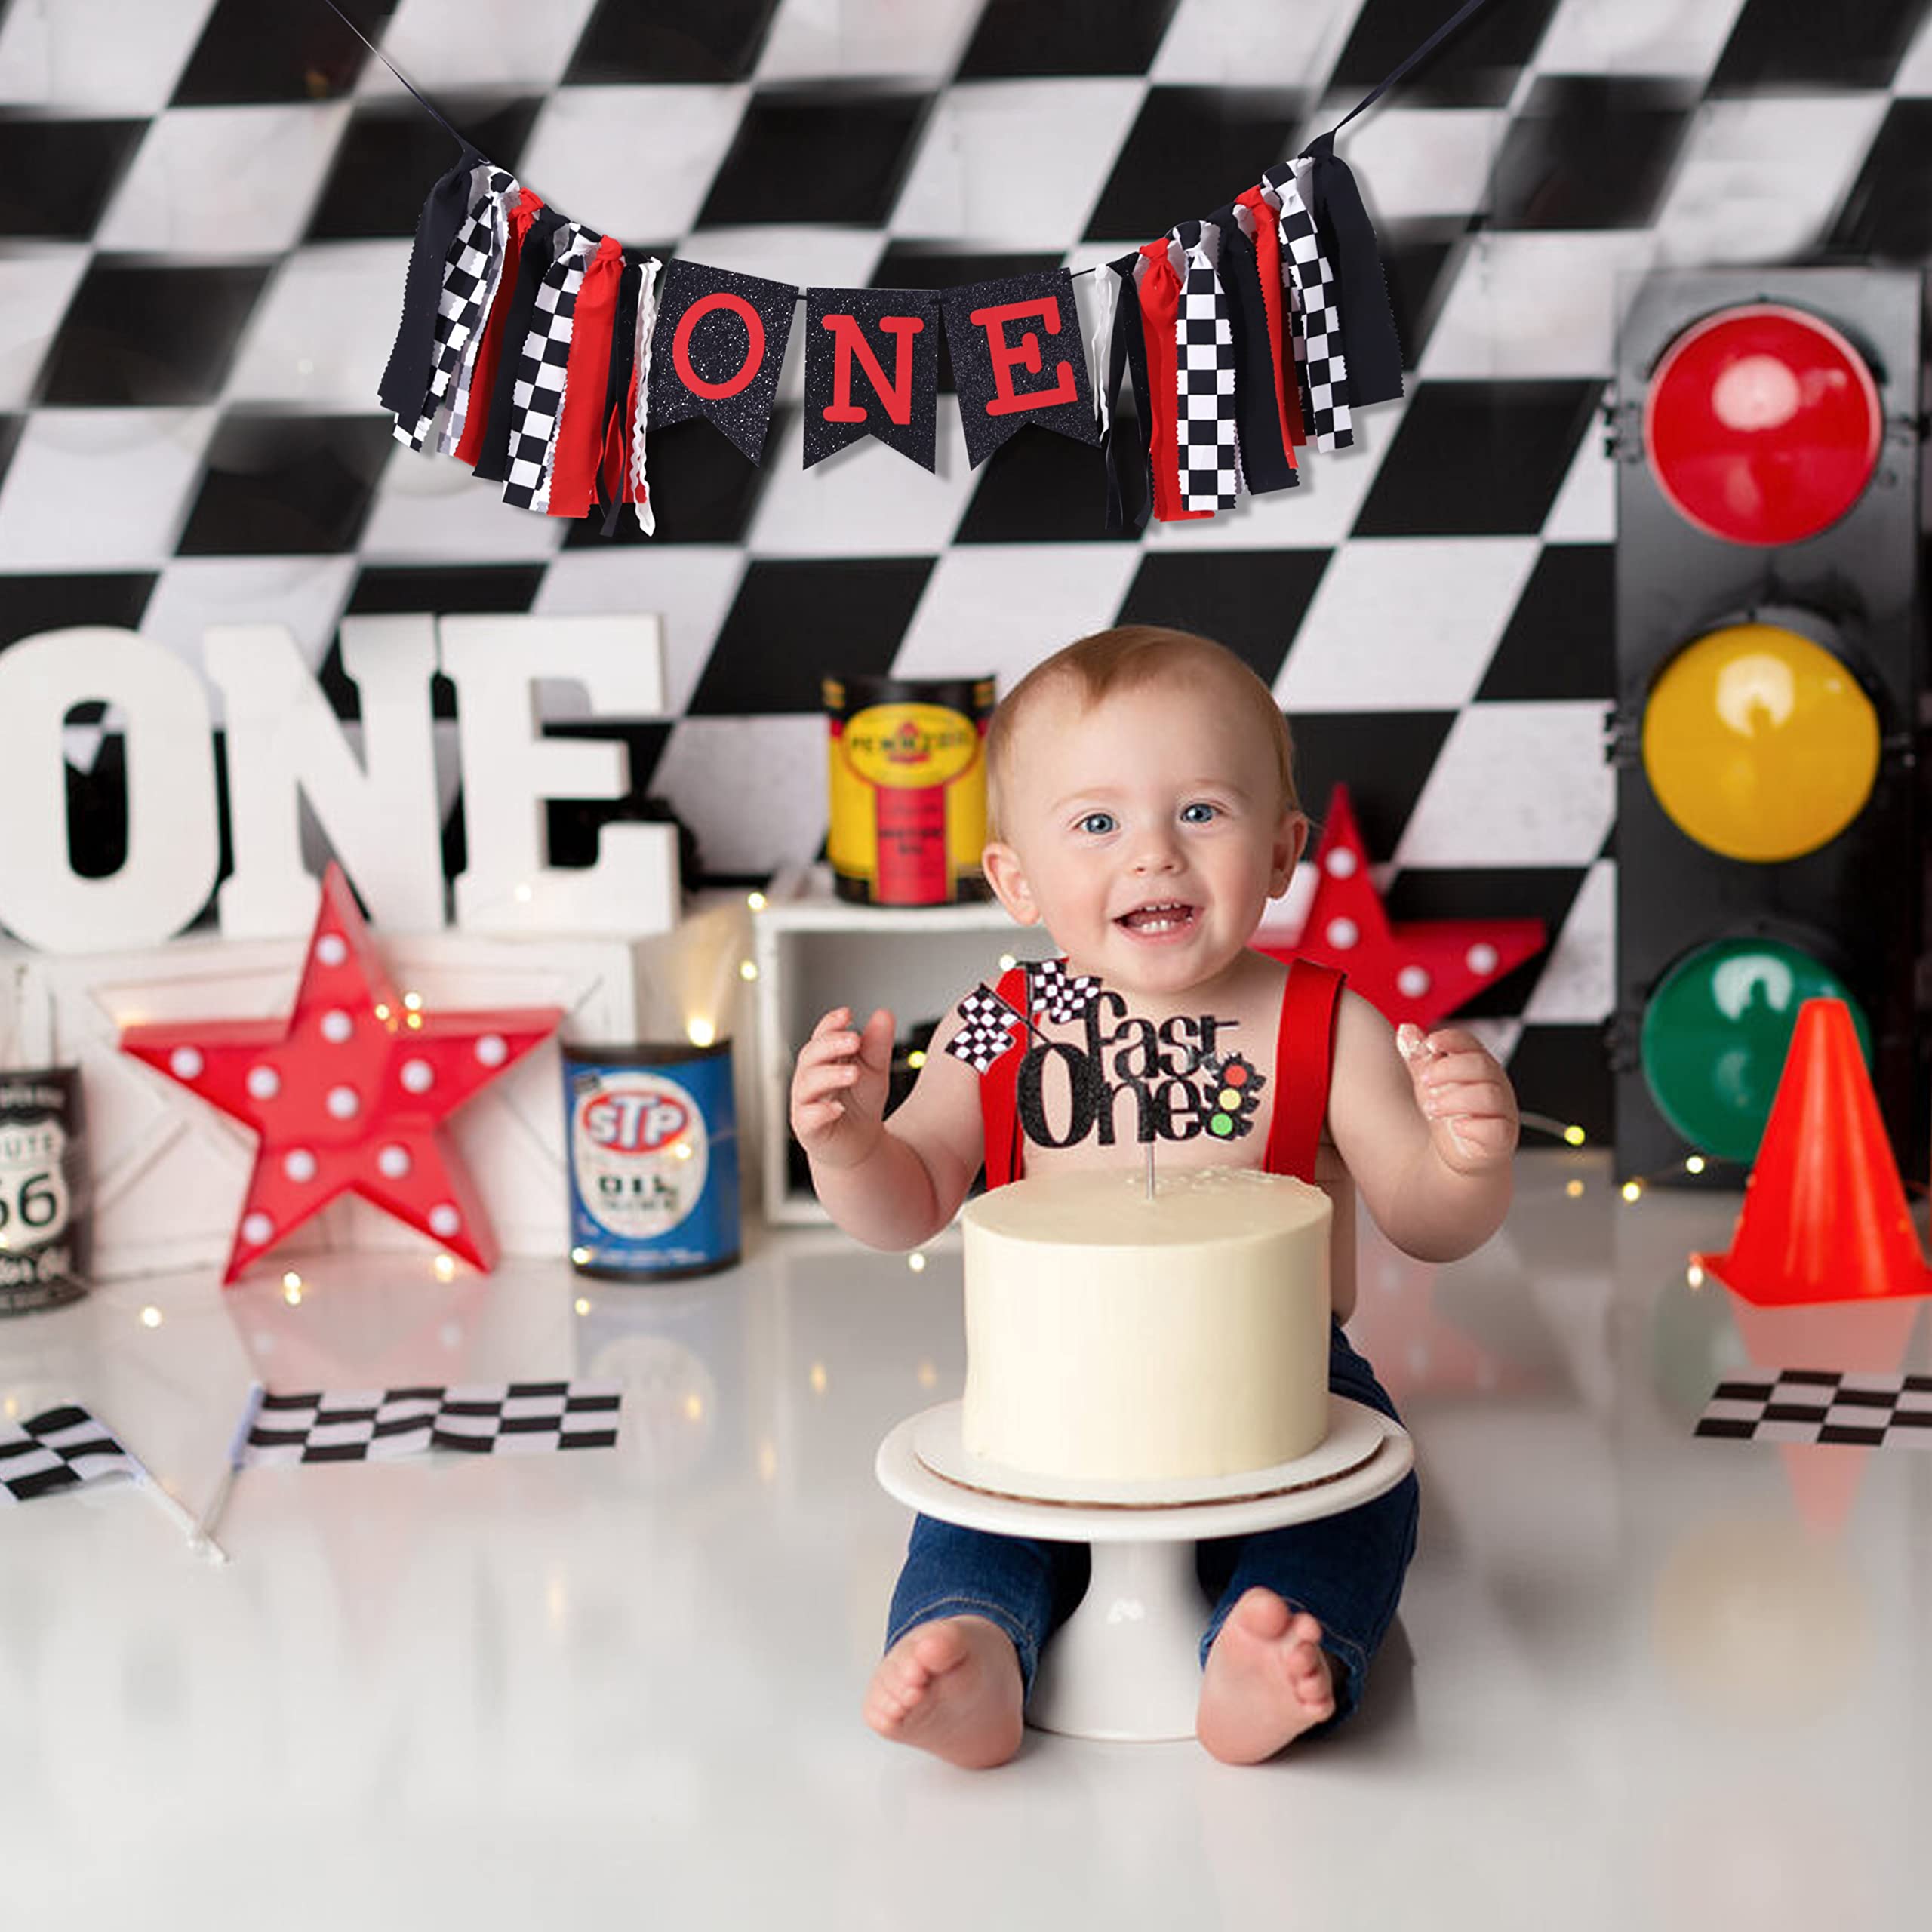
[
  {"x1": 821, "y1": 313, "x2": 924, "y2": 424},
  {"x1": 970, "y1": 298, "x2": 1078, "y2": 418}
]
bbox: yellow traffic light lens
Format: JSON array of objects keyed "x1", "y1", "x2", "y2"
[{"x1": 1642, "y1": 623, "x2": 1880, "y2": 861}]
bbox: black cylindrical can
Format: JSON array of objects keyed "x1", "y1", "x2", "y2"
[{"x1": 0, "y1": 1068, "x2": 89, "y2": 1316}]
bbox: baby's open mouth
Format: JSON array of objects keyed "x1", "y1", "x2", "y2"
[{"x1": 1116, "y1": 901, "x2": 1197, "y2": 934}]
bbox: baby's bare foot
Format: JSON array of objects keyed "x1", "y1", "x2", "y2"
[
  {"x1": 1196, "y1": 1588, "x2": 1337, "y2": 1764},
  {"x1": 863, "y1": 1615, "x2": 1024, "y2": 1769}
]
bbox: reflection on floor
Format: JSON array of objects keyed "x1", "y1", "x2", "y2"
[{"x1": 3, "y1": 1150, "x2": 1928, "y2": 1930}]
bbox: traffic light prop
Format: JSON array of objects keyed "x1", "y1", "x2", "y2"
[{"x1": 1611, "y1": 268, "x2": 1927, "y2": 1185}]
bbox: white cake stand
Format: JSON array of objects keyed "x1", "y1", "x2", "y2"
[{"x1": 875, "y1": 1395, "x2": 1414, "y2": 1742}]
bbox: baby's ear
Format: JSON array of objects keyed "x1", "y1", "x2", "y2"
[
  {"x1": 980, "y1": 841, "x2": 1039, "y2": 924},
  {"x1": 1269, "y1": 811, "x2": 1309, "y2": 895}
]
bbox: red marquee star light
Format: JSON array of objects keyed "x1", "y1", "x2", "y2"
[
  {"x1": 120, "y1": 864, "x2": 562, "y2": 1283},
  {"x1": 1258, "y1": 785, "x2": 1548, "y2": 1030}
]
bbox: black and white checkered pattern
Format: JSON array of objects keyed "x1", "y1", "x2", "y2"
[
  {"x1": 397, "y1": 161, "x2": 516, "y2": 455},
  {"x1": 242, "y1": 1381, "x2": 620, "y2": 1465},
  {"x1": 16, "y1": 0, "x2": 1932, "y2": 1143},
  {"x1": 1263, "y1": 161, "x2": 1354, "y2": 453},
  {"x1": 1696, "y1": 1370, "x2": 1932, "y2": 1448},
  {"x1": 1174, "y1": 222, "x2": 1242, "y2": 512},
  {"x1": 0, "y1": 1405, "x2": 135, "y2": 1503},
  {"x1": 502, "y1": 221, "x2": 596, "y2": 513},
  {"x1": 946, "y1": 983, "x2": 1023, "y2": 1074},
  {"x1": 1030, "y1": 958, "x2": 1102, "y2": 1024}
]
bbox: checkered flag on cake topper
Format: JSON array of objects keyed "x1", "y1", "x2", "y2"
[
  {"x1": 0, "y1": 1405, "x2": 137, "y2": 1503},
  {"x1": 240, "y1": 1382, "x2": 620, "y2": 1466},
  {"x1": 1260, "y1": 162, "x2": 1354, "y2": 452},
  {"x1": 1696, "y1": 1370, "x2": 1932, "y2": 1448},
  {"x1": 1030, "y1": 959, "x2": 1103, "y2": 1024},
  {"x1": 1173, "y1": 221, "x2": 1243, "y2": 512},
  {"x1": 946, "y1": 984, "x2": 1026, "y2": 1074}
]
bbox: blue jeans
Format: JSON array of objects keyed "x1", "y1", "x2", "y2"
[{"x1": 886, "y1": 1321, "x2": 1420, "y2": 1734}]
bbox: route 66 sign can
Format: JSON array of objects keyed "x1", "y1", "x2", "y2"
[{"x1": 0, "y1": 1068, "x2": 89, "y2": 1316}]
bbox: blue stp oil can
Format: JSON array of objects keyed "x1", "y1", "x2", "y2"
[{"x1": 562, "y1": 1042, "x2": 741, "y2": 1281}]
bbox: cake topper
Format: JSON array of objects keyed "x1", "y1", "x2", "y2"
[{"x1": 944, "y1": 963, "x2": 1265, "y2": 1170}]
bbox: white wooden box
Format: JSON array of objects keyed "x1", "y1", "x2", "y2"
[{"x1": 2, "y1": 897, "x2": 753, "y2": 1281}]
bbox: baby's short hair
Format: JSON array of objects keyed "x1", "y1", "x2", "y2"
[{"x1": 986, "y1": 625, "x2": 1300, "y2": 835}]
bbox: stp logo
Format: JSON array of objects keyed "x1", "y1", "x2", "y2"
[{"x1": 580, "y1": 1087, "x2": 689, "y2": 1155}]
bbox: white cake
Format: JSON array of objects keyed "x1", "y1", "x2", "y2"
[{"x1": 960, "y1": 1166, "x2": 1332, "y2": 1483}]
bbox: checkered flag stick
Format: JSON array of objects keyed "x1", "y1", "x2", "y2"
[
  {"x1": 1, "y1": 1403, "x2": 224, "y2": 1557},
  {"x1": 946, "y1": 983, "x2": 1028, "y2": 1074},
  {"x1": 1030, "y1": 958, "x2": 1103, "y2": 1023}
]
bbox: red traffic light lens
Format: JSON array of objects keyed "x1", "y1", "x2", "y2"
[{"x1": 1643, "y1": 303, "x2": 1883, "y2": 546}]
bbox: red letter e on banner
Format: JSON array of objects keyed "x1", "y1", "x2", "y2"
[{"x1": 970, "y1": 298, "x2": 1078, "y2": 418}]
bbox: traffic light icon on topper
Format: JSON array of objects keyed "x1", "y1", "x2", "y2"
[{"x1": 1609, "y1": 268, "x2": 1927, "y2": 1187}]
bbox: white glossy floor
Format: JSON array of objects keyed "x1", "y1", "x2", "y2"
[{"x1": 5, "y1": 1150, "x2": 1930, "y2": 1930}]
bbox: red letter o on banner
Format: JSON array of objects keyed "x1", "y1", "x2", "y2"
[{"x1": 672, "y1": 294, "x2": 767, "y2": 401}]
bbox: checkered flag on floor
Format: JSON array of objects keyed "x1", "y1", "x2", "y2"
[
  {"x1": 946, "y1": 983, "x2": 1026, "y2": 1074},
  {"x1": 0, "y1": 1405, "x2": 137, "y2": 1503},
  {"x1": 1696, "y1": 1370, "x2": 1932, "y2": 1449},
  {"x1": 242, "y1": 1381, "x2": 620, "y2": 1466}
]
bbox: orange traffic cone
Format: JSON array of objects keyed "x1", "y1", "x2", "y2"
[{"x1": 1694, "y1": 998, "x2": 1932, "y2": 1307}]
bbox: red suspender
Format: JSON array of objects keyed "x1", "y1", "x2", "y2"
[
  {"x1": 1263, "y1": 960, "x2": 1343, "y2": 1181},
  {"x1": 977, "y1": 964, "x2": 1031, "y2": 1189}
]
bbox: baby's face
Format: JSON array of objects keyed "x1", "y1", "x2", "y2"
[{"x1": 983, "y1": 672, "x2": 1302, "y2": 1001}]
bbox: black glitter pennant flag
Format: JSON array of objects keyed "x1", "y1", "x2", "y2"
[
  {"x1": 941, "y1": 269, "x2": 1100, "y2": 469},
  {"x1": 802, "y1": 286, "x2": 940, "y2": 472},
  {"x1": 647, "y1": 258, "x2": 797, "y2": 466}
]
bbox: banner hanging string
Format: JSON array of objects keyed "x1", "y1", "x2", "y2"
[{"x1": 318, "y1": 0, "x2": 1497, "y2": 297}]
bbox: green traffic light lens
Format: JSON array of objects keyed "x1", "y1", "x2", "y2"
[{"x1": 1638, "y1": 937, "x2": 1872, "y2": 1164}]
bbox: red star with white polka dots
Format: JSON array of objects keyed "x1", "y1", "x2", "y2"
[
  {"x1": 120, "y1": 864, "x2": 561, "y2": 1284},
  {"x1": 1258, "y1": 784, "x2": 1548, "y2": 1030}
]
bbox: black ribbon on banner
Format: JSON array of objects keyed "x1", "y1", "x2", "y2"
[
  {"x1": 1100, "y1": 254, "x2": 1154, "y2": 534},
  {"x1": 941, "y1": 269, "x2": 1100, "y2": 470},
  {"x1": 378, "y1": 145, "x2": 481, "y2": 426},
  {"x1": 647, "y1": 259, "x2": 796, "y2": 466},
  {"x1": 1206, "y1": 202, "x2": 1298, "y2": 495},
  {"x1": 803, "y1": 287, "x2": 940, "y2": 472}
]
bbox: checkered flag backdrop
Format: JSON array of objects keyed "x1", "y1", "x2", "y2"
[
  {"x1": 14, "y1": 0, "x2": 1932, "y2": 1145},
  {"x1": 242, "y1": 1381, "x2": 620, "y2": 1465},
  {"x1": 1696, "y1": 1370, "x2": 1932, "y2": 1448},
  {"x1": 0, "y1": 1405, "x2": 137, "y2": 1504}
]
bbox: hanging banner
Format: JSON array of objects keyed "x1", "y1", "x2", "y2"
[
  {"x1": 940, "y1": 269, "x2": 1100, "y2": 469},
  {"x1": 803, "y1": 287, "x2": 940, "y2": 472},
  {"x1": 646, "y1": 258, "x2": 796, "y2": 465}
]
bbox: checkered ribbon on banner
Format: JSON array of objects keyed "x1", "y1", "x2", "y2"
[
  {"x1": 242, "y1": 1382, "x2": 621, "y2": 1466},
  {"x1": 1696, "y1": 1371, "x2": 1932, "y2": 1448},
  {"x1": 0, "y1": 1405, "x2": 136, "y2": 1503},
  {"x1": 1030, "y1": 958, "x2": 1102, "y2": 1024},
  {"x1": 1174, "y1": 223, "x2": 1242, "y2": 512},
  {"x1": 946, "y1": 984, "x2": 1024, "y2": 1074},
  {"x1": 397, "y1": 162, "x2": 517, "y2": 454},
  {"x1": 1261, "y1": 162, "x2": 1354, "y2": 453},
  {"x1": 502, "y1": 221, "x2": 597, "y2": 512}
]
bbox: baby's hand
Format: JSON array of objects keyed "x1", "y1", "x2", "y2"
[
  {"x1": 1396, "y1": 1023, "x2": 1519, "y2": 1175},
  {"x1": 791, "y1": 1006, "x2": 897, "y2": 1171}
]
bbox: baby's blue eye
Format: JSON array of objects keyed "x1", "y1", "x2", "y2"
[
  {"x1": 1078, "y1": 811, "x2": 1117, "y2": 835},
  {"x1": 1180, "y1": 802, "x2": 1217, "y2": 824}
]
